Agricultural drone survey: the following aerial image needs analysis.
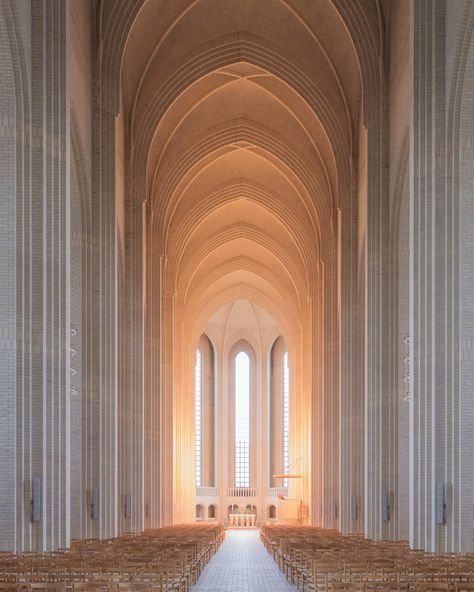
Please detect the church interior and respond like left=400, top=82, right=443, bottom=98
left=1, top=0, right=474, bottom=589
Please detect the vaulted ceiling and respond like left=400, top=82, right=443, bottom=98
left=98, top=0, right=381, bottom=339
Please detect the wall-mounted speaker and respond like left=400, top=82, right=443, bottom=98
left=125, top=493, right=131, bottom=518
left=91, top=487, right=99, bottom=520
left=32, top=477, right=42, bottom=522
left=436, top=480, right=446, bottom=524
left=351, top=494, right=358, bottom=520
left=145, top=496, right=151, bottom=518
left=382, top=488, right=390, bottom=521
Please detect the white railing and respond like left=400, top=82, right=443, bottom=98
left=197, top=486, right=287, bottom=498
left=266, top=487, right=289, bottom=497
left=196, top=486, right=218, bottom=497
left=227, top=487, right=257, bottom=498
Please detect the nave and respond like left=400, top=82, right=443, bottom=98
left=192, top=530, right=295, bottom=592
left=2, top=0, right=474, bottom=568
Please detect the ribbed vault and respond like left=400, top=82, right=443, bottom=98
left=97, top=0, right=380, bottom=525
left=7, top=0, right=474, bottom=558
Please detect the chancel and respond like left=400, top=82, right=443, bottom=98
left=1, top=1, right=474, bottom=591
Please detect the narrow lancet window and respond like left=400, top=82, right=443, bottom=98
left=195, top=349, right=202, bottom=487
left=235, top=352, right=250, bottom=487
left=282, top=351, right=290, bottom=487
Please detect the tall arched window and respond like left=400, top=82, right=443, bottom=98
left=282, top=351, right=290, bottom=487
left=235, top=352, right=250, bottom=487
left=195, top=335, right=215, bottom=488
left=195, top=349, right=202, bottom=487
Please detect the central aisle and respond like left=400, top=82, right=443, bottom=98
left=191, top=529, right=297, bottom=591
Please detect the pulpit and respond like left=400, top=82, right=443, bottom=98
left=276, top=498, right=301, bottom=525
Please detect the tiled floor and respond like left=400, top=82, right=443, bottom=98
left=192, top=529, right=297, bottom=592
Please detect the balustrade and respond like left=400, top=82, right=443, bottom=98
left=196, top=486, right=218, bottom=497
left=227, top=487, right=257, bottom=497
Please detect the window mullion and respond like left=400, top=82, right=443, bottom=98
left=195, top=349, right=202, bottom=487
left=282, top=351, right=290, bottom=488
left=235, top=352, right=250, bottom=488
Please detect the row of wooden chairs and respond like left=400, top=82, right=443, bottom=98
left=0, top=524, right=224, bottom=592
left=260, top=525, right=474, bottom=592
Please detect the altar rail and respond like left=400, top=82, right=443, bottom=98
left=228, top=513, right=256, bottom=527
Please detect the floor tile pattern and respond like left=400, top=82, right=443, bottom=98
left=191, top=529, right=297, bottom=592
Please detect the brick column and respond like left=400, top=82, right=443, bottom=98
left=0, top=0, right=71, bottom=553
left=410, top=0, right=452, bottom=552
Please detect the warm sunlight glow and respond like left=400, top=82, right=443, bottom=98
left=235, top=352, right=250, bottom=488
left=195, top=349, right=202, bottom=487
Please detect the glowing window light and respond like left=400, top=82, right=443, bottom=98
left=195, top=349, right=202, bottom=487
left=282, top=352, right=290, bottom=488
left=235, top=352, right=250, bottom=488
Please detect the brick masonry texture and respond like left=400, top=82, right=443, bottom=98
left=0, top=0, right=473, bottom=556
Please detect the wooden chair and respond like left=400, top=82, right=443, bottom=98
left=28, top=585, right=66, bottom=592
left=365, top=584, right=411, bottom=591
left=329, top=582, right=365, bottom=592
left=415, top=584, right=453, bottom=592
left=72, top=584, right=109, bottom=592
